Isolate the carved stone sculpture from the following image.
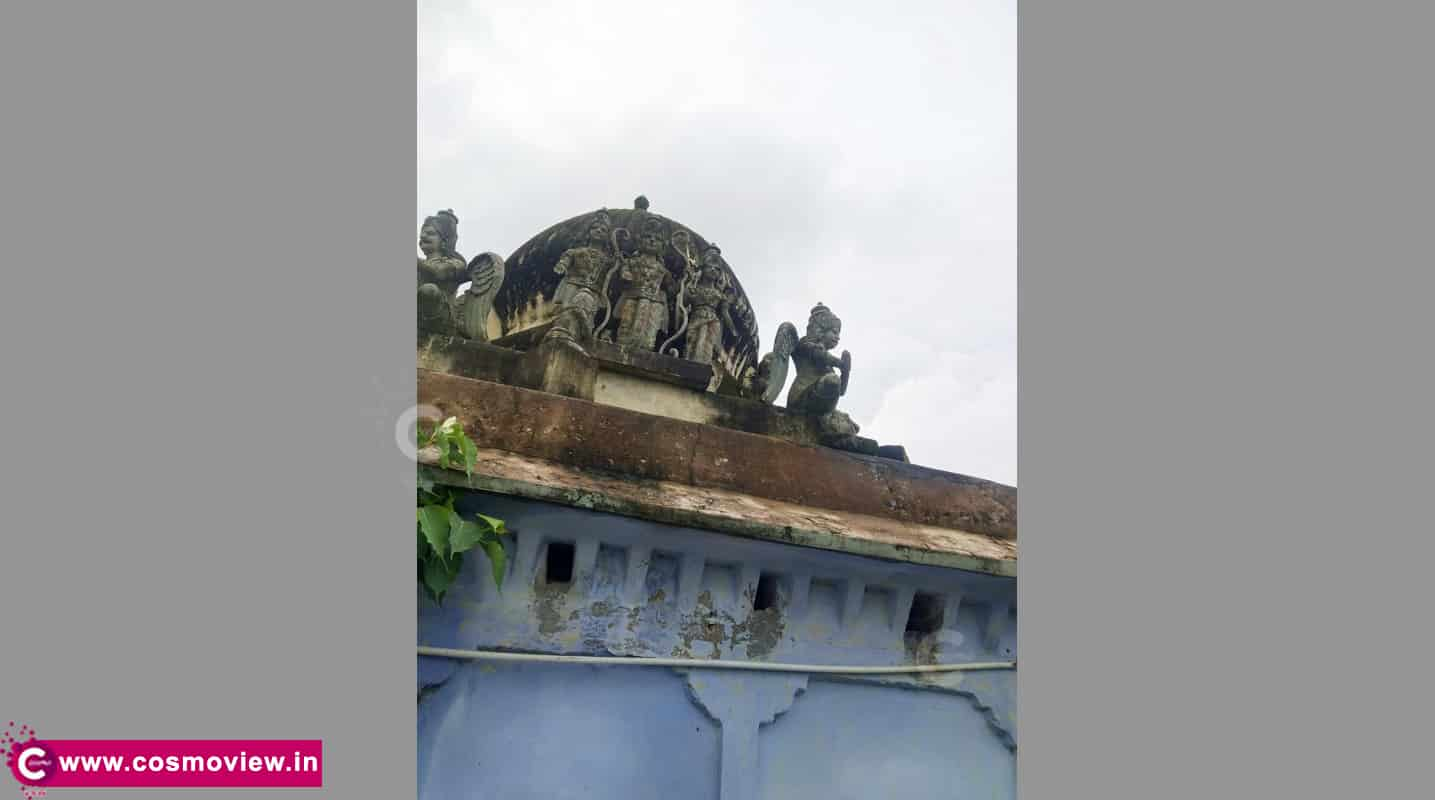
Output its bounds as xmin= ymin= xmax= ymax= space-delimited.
xmin=417 ymin=209 xmax=466 ymax=336
xmin=543 ymin=211 xmax=615 ymax=351
xmin=417 ymin=282 xmax=455 ymax=335
xmin=451 ymin=252 xmax=505 ymax=342
xmin=788 ymin=303 xmax=851 ymax=415
xmin=680 ymin=244 xmax=733 ymax=365
xmin=416 ymin=209 xmax=505 ymax=341
xmin=747 ymin=302 xmax=868 ymax=451
xmin=417 ymin=209 xmax=467 ymax=294
xmin=614 ymin=215 xmax=672 ymax=352
xmin=748 ymin=322 xmax=799 ymax=404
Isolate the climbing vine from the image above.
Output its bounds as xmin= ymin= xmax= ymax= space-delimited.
xmin=416 ymin=416 xmax=507 ymax=604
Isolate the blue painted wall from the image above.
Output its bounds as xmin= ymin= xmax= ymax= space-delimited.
xmin=418 ymin=491 xmax=1016 ymax=799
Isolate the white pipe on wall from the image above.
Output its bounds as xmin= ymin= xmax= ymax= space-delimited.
xmin=418 ymin=645 xmax=1016 ymax=674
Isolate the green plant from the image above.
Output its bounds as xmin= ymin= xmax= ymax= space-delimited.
xmin=417 ymin=416 xmax=507 ymax=604
xmin=419 ymin=415 xmax=478 ymax=475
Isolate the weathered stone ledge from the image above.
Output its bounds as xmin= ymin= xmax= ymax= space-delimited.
xmin=419 ymin=449 xmax=1016 ymax=576
xmin=420 ymin=333 xmax=907 ymax=458
xmin=419 ymin=369 xmax=1017 ymax=540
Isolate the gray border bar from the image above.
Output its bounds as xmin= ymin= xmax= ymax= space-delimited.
xmin=1022 ymin=1 xmax=1431 ymax=796
xmin=1 ymin=2 xmax=414 ymax=797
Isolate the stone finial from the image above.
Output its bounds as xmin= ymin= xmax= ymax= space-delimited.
xmin=634 ymin=195 xmax=650 ymax=211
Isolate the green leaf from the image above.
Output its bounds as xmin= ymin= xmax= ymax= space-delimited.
xmin=417 ymin=474 xmax=435 ymax=494
xmin=474 ymin=513 xmax=507 ymax=535
xmin=417 ymin=506 xmax=451 ymax=557
xmin=449 ymin=514 xmax=487 ymax=555
xmin=422 ymin=555 xmax=454 ymax=603
xmin=479 ymin=538 xmax=507 ymax=590
xmin=459 ymin=436 xmax=478 ymax=477
xmin=418 ymin=484 xmax=451 ymax=507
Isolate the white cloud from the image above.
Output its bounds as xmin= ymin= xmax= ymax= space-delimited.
xmin=869 ymin=352 xmax=1018 ymax=485
xmin=419 ymin=0 xmax=1016 ymax=485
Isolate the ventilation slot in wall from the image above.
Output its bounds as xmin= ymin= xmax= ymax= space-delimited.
xmin=544 ymin=541 xmax=575 ymax=585
xmin=807 ymin=579 xmax=842 ymax=627
xmin=592 ymin=544 xmax=628 ymax=598
xmin=643 ymin=551 xmax=681 ymax=606
xmin=906 ymin=592 xmax=945 ymax=634
xmin=701 ymin=562 xmax=738 ymax=606
xmin=753 ymin=573 xmax=780 ymax=611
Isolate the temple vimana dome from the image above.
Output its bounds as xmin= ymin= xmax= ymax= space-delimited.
xmin=496 ymin=196 xmax=762 ymax=384
xmin=417 ymin=195 xmax=899 ymax=460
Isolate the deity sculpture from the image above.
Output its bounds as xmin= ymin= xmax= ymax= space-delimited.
xmin=417 ymin=209 xmax=464 ymax=336
xmin=681 ymin=244 xmax=733 ymax=365
xmin=417 ymin=209 xmax=466 ymax=294
xmin=543 ymin=211 xmax=616 ymax=350
xmin=748 ymin=302 xmax=865 ymax=450
xmin=788 ymin=303 xmax=851 ymax=415
xmin=416 ymin=209 xmax=504 ymax=341
xmin=614 ymin=215 xmax=673 ymax=352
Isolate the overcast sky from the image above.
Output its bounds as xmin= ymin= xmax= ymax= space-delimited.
xmin=418 ymin=0 xmax=1016 ymax=486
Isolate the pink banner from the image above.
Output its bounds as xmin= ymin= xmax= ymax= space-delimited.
xmin=7 ymin=739 xmax=322 ymax=789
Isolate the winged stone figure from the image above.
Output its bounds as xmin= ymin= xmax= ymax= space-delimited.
xmin=454 ymin=251 xmax=506 ymax=342
xmin=748 ymin=321 xmax=799 ymax=404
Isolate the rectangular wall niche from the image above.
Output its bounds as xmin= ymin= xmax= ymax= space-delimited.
xmin=906 ymin=592 xmax=945 ymax=635
xmin=543 ymin=541 xmax=576 ymax=585
xmin=753 ymin=573 xmax=781 ymax=611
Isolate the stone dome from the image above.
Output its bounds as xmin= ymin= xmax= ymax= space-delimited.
xmin=493 ymin=199 xmax=762 ymax=382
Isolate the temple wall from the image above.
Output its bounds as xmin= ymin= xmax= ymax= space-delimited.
xmin=417 ymin=492 xmax=1016 ymax=800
